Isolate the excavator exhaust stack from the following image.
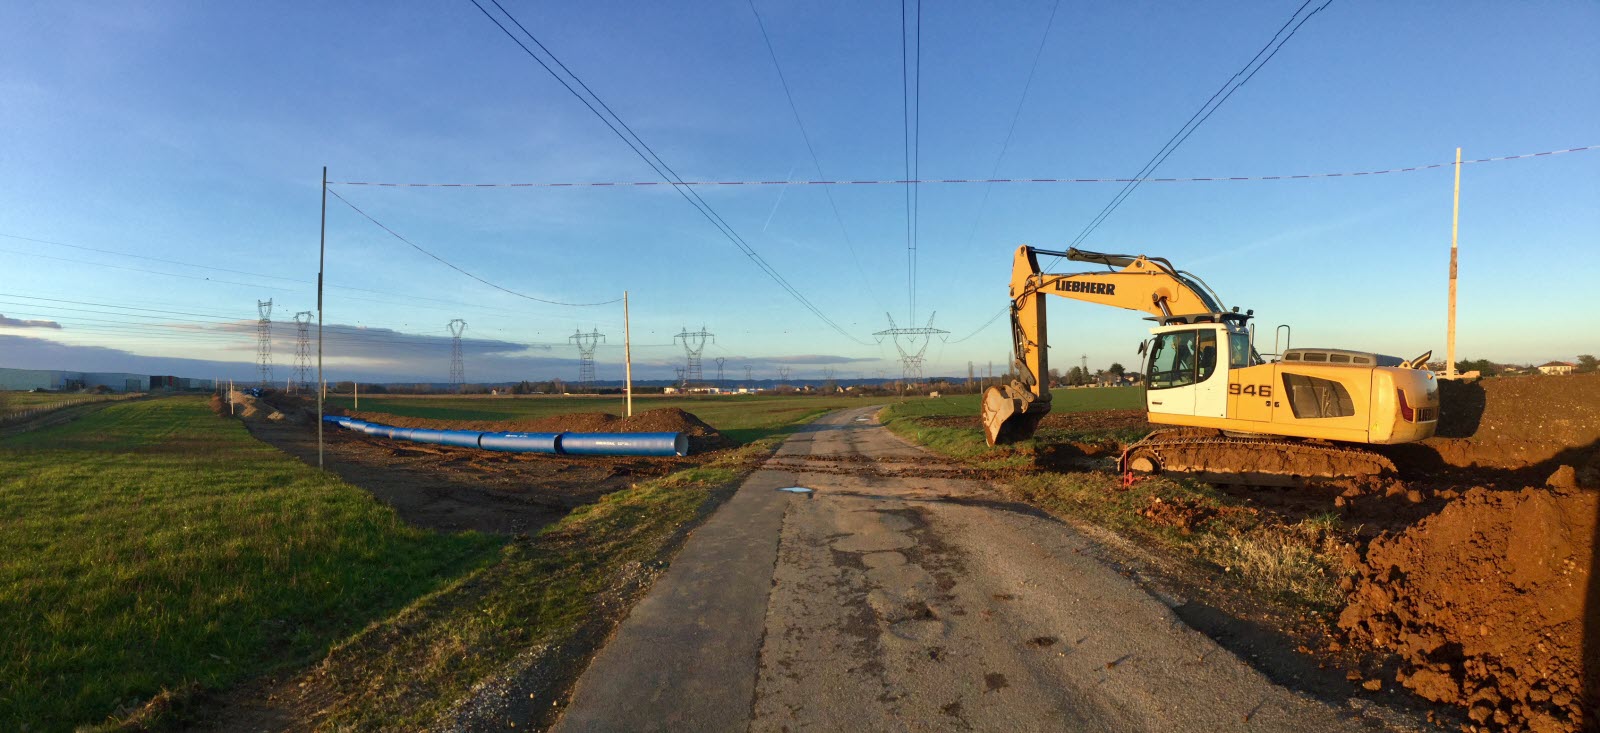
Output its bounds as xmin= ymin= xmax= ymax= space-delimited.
xmin=981 ymin=383 xmax=1050 ymax=445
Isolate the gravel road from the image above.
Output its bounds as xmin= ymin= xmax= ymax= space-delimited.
xmin=553 ymin=406 xmax=1410 ymax=732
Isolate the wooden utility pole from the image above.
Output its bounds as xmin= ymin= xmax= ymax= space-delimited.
xmin=623 ymin=290 xmax=633 ymax=417
xmin=316 ymin=166 xmax=327 ymax=469
xmin=1447 ymin=148 xmax=1461 ymax=379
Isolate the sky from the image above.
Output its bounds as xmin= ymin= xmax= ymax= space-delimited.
xmin=1 ymin=1 xmax=1596 ymax=384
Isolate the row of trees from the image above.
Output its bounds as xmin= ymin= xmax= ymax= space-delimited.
xmin=1443 ymin=354 xmax=1596 ymax=378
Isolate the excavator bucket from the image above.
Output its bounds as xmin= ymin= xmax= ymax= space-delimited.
xmin=981 ymin=385 xmax=1050 ymax=445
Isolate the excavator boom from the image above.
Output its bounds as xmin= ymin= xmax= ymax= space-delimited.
xmin=982 ymin=245 xmax=1232 ymax=444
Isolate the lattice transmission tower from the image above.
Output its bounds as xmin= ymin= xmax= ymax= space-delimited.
xmin=673 ymin=326 xmax=714 ymax=386
xmin=256 ymin=299 xmax=273 ymax=388
xmin=777 ymin=366 xmax=791 ymax=383
xmin=570 ymin=329 xmax=605 ymax=389
xmin=714 ymin=357 xmax=726 ymax=388
xmin=674 ymin=367 xmax=686 ymax=389
xmin=874 ymin=312 xmax=948 ymax=382
xmin=448 ymin=319 xmax=467 ymax=393
xmin=293 ymin=311 xmax=313 ymax=393
xmin=744 ymin=365 xmax=753 ymax=387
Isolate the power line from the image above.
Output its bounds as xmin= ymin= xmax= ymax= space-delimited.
xmin=745 ymin=0 xmax=887 ymax=313
xmin=900 ymin=0 xmax=914 ymax=324
xmin=325 ymin=187 xmax=622 ymax=307
xmin=963 ymin=0 xmax=1063 ymax=250
xmin=325 ymin=144 xmax=1596 ymax=187
xmin=1064 ymin=0 xmax=1335 ymax=253
xmin=913 ymin=0 xmax=922 ymax=326
xmin=464 ymin=0 xmax=868 ymax=344
xmin=0 ymin=232 xmax=574 ymax=318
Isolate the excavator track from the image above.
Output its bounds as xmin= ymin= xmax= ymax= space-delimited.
xmin=1119 ymin=428 xmax=1397 ymax=488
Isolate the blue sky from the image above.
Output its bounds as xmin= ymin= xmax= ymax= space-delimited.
xmin=1 ymin=1 xmax=1595 ymax=383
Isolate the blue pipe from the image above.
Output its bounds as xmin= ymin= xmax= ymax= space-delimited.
xmin=559 ymin=432 xmax=688 ymax=457
xmin=478 ymin=432 xmax=561 ymax=454
xmin=325 ymin=419 xmax=685 ymax=456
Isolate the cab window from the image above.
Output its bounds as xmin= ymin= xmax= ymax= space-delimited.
xmin=1228 ymin=332 xmax=1253 ymax=369
xmin=1148 ymin=330 xmax=1194 ymax=389
xmin=1149 ymin=329 xmax=1222 ymax=390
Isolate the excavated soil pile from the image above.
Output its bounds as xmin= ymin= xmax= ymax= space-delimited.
xmin=341 ymin=407 xmax=730 ymax=453
xmin=1338 ymin=487 xmax=1598 ymax=732
xmin=1395 ymin=375 xmax=1600 ymax=478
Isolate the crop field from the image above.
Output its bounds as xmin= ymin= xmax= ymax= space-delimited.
xmin=0 ymin=397 xmax=502 ymax=730
xmin=327 ymin=392 xmax=872 ymax=443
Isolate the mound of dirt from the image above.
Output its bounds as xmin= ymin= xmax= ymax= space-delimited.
xmin=1391 ymin=375 xmax=1600 ymax=476
xmin=1337 ymin=487 xmax=1598 ymax=732
xmin=341 ymin=407 xmax=730 ymax=453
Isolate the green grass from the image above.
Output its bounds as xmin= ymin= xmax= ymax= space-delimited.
xmin=878 ymin=389 xmax=1145 ymax=469
xmin=0 ymin=398 xmax=503 ymax=731
xmin=328 ymin=393 xmax=870 ymax=444
xmin=306 ymin=440 xmax=774 ymax=730
xmin=2 ymin=392 xmax=120 ymax=407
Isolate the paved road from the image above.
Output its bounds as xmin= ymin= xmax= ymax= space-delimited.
xmin=554 ymin=407 xmax=1395 ymax=732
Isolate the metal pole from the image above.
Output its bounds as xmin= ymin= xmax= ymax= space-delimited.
xmin=623 ymin=290 xmax=633 ymax=417
xmin=317 ymin=166 xmax=327 ymax=469
xmin=354 ymin=380 xmax=359 ymax=411
xmin=1446 ymin=147 xmax=1461 ymax=380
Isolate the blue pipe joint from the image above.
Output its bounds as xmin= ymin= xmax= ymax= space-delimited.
xmin=558 ymin=432 xmax=688 ymax=457
xmin=477 ymin=432 xmax=561 ymax=454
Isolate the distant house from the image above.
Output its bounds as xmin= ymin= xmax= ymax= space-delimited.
xmin=1537 ymin=361 xmax=1576 ymax=376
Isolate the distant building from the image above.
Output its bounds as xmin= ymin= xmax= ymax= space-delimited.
xmin=0 ymin=367 xmax=214 ymax=392
xmin=1537 ymin=361 xmax=1576 ymax=376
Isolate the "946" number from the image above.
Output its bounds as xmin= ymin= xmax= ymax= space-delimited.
xmin=1228 ymin=383 xmax=1274 ymax=398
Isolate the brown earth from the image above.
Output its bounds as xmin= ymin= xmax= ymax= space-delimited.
xmin=225 ymin=396 xmax=726 ymax=535
xmin=1338 ymin=487 xmax=1597 ymax=733
xmin=1383 ymin=374 xmax=1600 ymax=486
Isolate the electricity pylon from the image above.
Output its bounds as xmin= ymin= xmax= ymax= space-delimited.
xmin=874 ymin=312 xmax=948 ymax=382
xmin=569 ymin=329 xmax=605 ymax=390
xmin=256 ymin=299 xmax=273 ymax=388
xmin=448 ymin=319 xmax=467 ymax=393
xmin=674 ymin=326 xmax=714 ymax=386
xmin=293 ymin=311 xmax=313 ymax=393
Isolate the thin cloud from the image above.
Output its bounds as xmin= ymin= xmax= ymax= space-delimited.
xmin=0 ymin=313 xmax=63 ymax=329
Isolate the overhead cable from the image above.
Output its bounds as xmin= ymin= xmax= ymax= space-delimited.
xmin=464 ymin=0 xmax=869 ymax=344
xmin=1064 ymin=0 xmax=1334 ymax=253
xmin=325 ymin=187 xmax=622 ymax=307
xmin=746 ymin=0 xmax=888 ymax=313
xmin=327 ymin=144 xmax=1596 ymax=187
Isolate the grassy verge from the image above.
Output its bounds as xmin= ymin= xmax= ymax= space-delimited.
xmin=880 ymin=391 xmax=1344 ymax=609
xmin=877 ymin=391 xmax=1146 ymax=469
xmin=0 ymin=398 xmax=503 ymax=731
xmin=262 ymin=434 xmax=787 ymax=730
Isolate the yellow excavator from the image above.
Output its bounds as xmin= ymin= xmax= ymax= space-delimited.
xmin=981 ymin=245 xmax=1440 ymax=485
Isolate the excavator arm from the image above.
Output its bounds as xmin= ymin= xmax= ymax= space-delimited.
xmin=982 ymin=245 xmax=1233 ymax=445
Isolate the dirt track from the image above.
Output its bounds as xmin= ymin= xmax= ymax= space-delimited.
xmin=552 ymin=407 xmax=1419 ymax=732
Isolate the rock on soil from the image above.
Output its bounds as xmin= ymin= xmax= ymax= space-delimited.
xmin=1338 ymin=487 xmax=1598 ymax=732
xmin=340 ymin=407 xmax=731 ymax=453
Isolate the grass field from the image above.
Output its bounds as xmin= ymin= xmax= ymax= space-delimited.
xmin=0 ymin=398 xmax=503 ymax=730
xmin=879 ymin=388 xmax=1144 ymax=468
xmin=2 ymin=392 xmax=122 ymax=407
xmin=328 ymin=393 xmax=872 ymax=444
